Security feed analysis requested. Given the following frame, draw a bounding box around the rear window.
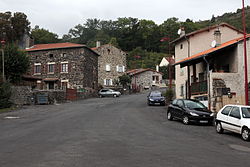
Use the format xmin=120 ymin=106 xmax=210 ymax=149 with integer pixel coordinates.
xmin=221 ymin=106 xmax=232 ymax=115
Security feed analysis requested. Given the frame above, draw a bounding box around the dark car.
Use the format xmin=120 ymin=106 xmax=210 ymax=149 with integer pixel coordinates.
xmin=167 ymin=99 xmax=214 ymax=125
xmin=147 ymin=91 xmax=165 ymax=106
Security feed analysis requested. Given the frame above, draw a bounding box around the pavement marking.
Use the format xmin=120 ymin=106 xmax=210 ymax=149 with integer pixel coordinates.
xmin=229 ymin=144 xmax=250 ymax=152
xmin=4 ymin=116 xmax=20 ymax=119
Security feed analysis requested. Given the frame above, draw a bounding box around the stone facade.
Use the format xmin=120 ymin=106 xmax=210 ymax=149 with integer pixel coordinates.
xmin=26 ymin=43 xmax=99 ymax=91
xmin=127 ymin=69 xmax=163 ymax=91
xmin=92 ymin=44 xmax=127 ymax=88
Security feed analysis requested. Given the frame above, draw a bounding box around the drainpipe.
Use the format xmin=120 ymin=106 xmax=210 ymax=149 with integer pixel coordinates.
xmin=203 ymin=56 xmax=211 ymax=110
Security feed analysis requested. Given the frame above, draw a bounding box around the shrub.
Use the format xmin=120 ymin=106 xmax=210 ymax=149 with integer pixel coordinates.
xmin=0 ymin=82 xmax=12 ymax=109
xmin=165 ymin=89 xmax=174 ymax=104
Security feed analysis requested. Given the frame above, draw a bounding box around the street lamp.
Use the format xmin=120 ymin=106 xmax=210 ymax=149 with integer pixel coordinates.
xmin=242 ymin=0 xmax=248 ymax=105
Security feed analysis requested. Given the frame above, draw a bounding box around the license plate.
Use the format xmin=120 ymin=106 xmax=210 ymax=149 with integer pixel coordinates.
xmin=200 ymin=120 xmax=208 ymax=123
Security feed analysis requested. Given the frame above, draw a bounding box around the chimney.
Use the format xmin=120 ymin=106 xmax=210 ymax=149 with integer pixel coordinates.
xmin=214 ymin=29 xmax=221 ymax=46
xmin=96 ymin=41 xmax=101 ymax=47
xmin=179 ymin=27 xmax=186 ymax=37
xmin=156 ymin=65 xmax=159 ymax=72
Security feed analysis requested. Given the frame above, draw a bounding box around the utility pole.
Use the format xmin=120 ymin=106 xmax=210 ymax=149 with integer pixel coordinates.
xmin=0 ymin=40 xmax=5 ymax=82
xmin=242 ymin=0 xmax=248 ymax=105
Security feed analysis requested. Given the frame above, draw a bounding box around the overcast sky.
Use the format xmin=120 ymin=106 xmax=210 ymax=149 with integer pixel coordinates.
xmin=0 ymin=0 xmax=248 ymax=37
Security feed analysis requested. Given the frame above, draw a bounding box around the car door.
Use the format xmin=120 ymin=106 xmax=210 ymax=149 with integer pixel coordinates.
xmin=168 ymin=99 xmax=178 ymax=117
xmin=227 ymin=107 xmax=241 ymax=133
xmin=175 ymin=100 xmax=185 ymax=119
xmin=217 ymin=106 xmax=232 ymax=130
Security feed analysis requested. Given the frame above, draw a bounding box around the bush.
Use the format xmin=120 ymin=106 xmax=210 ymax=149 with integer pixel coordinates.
xmin=0 ymin=82 xmax=12 ymax=109
xmin=165 ymin=89 xmax=174 ymax=104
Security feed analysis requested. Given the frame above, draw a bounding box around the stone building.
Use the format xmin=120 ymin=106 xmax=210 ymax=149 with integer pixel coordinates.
xmin=25 ymin=42 xmax=99 ymax=91
xmin=92 ymin=43 xmax=127 ymax=88
xmin=127 ymin=69 xmax=163 ymax=91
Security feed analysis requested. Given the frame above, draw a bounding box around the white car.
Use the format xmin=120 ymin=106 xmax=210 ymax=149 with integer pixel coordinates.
xmin=98 ymin=89 xmax=121 ymax=98
xmin=215 ymin=104 xmax=250 ymax=141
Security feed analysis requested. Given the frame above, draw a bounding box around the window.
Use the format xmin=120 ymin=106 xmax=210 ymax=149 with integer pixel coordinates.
xmin=199 ymin=73 xmax=205 ymax=82
xmin=180 ymin=84 xmax=184 ymax=96
xmin=180 ymin=68 xmax=184 ymax=76
xmin=221 ymin=106 xmax=232 ymax=115
xmin=229 ymin=107 xmax=241 ymax=119
xmin=106 ymin=64 xmax=111 ymax=72
xmin=61 ymin=80 xmax=68 ymax=90
xmin=172 ymin=99 xmax=178 ymax=105
xmin=48 ymin=82 xmax=54 ymax=90
xmin=180 ymin=44 xmax=183 ymax=49
xmin=34 ymin=63 xmax=41 ymax=74
xmin=48 ymin=63 xmax=55 ymax=73
xmin=104 ymin=79 xmax=112 ymax=86
xmin=61 ymin=63 xmax=68 ymax=73
xmin=117 ymin=65 xmax=125 ymax=72
xmin=242 ymin=107 xmax=250 ymax=118
xmin=177 ymin=100 xmax=184 ymax=107
xmin=49 ymin=54 xmax=54 ymax=58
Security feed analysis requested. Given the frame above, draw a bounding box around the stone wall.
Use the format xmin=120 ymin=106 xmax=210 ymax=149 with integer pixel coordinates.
xmin=27 ymin=46 xmax=98 ymax=90
xmin=10 ymin=86 xmax=33 ymax=106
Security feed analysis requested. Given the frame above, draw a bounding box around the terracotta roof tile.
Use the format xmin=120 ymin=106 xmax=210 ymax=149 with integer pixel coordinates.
xmin=26 ymin=42 xmax=85 ymax=52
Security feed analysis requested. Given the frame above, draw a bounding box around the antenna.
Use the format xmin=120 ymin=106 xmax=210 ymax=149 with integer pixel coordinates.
xmin=211 ymin=40 xmax=217 ymax=48
xmin=177 ymin=29 xmax=182 ymax=35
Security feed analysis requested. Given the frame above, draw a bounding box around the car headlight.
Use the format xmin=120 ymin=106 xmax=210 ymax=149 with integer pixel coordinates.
xmin=149 ymin=98 xmax=154 ymax=101
xmin=190 ymin=112 xmax=199 ymax=116
xmin=210 ymin=112 xmax=215 ymax=117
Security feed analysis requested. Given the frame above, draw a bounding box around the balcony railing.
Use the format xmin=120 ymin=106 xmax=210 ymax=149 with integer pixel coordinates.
xmin=191 ymin=80 xmax=208 ymax=95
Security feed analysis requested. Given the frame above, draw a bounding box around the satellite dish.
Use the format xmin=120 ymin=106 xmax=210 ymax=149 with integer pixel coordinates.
xmin=211 ymin=40 xmax=217 ymax=47
xmin=177 ymin=29 xmax=182 ymax=35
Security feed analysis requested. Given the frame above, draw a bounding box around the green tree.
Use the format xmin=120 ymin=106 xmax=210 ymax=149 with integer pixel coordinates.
xmin=31 ymin=25 xmax=59 ymax=44
xmin=118 ymin=74 xmax=131 ymax=88
xmin=0 ymin=43 xmax=30 ymax=83
xmin=0 ymin=12 xmax=30 ymax=43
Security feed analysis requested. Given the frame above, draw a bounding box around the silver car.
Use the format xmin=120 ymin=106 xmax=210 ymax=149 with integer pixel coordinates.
xmin=98 ymin=89 xmax=121 ymax=98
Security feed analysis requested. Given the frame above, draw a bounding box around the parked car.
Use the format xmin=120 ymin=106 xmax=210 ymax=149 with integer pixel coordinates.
xmin=167 ymin=99 xmax=214 ymax=125
xmin=98 ymin=89 xmax=121 ymax=98
xmin=215 ymin=104 xmax=250 ymax=141
xmin=147 ymin=91 xmax=165 ymax=106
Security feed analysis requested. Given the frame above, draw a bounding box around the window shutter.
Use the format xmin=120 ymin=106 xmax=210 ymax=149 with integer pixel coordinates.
xmin=45 ymin=64 xmax=48 ymax=73
xmin=68 ymin=62 xmax=71 ymax=72
xmin=32 ymin=64 xmax=34 ymax=75
xmin=59 ymin=63 xmax=61 ymax=72
xmin=104 ymin=79 xmax=106 ymax=85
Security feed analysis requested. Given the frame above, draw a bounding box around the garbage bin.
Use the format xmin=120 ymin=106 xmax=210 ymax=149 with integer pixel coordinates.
xmin=36 ymin=93 xmax=48 ymax=104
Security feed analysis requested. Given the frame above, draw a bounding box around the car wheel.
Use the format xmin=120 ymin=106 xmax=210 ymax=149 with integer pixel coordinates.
xmin=167 ymin=111 xmax=173 ymax=121
xmin=113 ymin=94 xmax=117 ymax=98
xmin=99 ymin=95 xmax=103 ymax=98
xmin=216 ymin=122 xmax=224 ymax=134
xmin=182 ymin=116 xmax=189 ymax=125
xmin=241 ymin=128 xmax=250 ymax=141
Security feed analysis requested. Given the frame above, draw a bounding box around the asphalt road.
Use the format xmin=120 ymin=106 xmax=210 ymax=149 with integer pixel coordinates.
xmin=1 ymin=92 xmax=250 ymax=167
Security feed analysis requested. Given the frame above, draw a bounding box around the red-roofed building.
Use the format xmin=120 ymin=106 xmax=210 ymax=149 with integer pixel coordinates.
xmin=174 ymin=34 xmax=250 ymax=111
xmin=172 ymin=23 xmax=244 ymax=110
xmin=25 ymin=42 xmax=99 ymax=91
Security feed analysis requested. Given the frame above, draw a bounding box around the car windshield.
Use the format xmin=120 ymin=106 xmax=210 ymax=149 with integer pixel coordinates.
xmin=183 ymin=100 xmax=206 ymax=109
xmin=150 ymin=92 xmax=162 ymax=97
xmin=241 ymin=107 xmax=250 ymax=118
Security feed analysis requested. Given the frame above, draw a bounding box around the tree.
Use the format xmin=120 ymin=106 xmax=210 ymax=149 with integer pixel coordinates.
xmin=0 ymin=82 xmax=12 ymax=109
xmin=31 ymin=25 xmax=59 ymax=44
xmin=118 ymin=74 xmax=131 ymax=88
xmin=0 ymin=12 xmax=30 ymax=43
xmin=0 ymin=43 xmax=30 ymax=83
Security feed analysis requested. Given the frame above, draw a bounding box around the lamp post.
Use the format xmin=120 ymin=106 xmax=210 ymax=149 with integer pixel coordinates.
xmin=242 ymin=0 xmax=248 ymax=105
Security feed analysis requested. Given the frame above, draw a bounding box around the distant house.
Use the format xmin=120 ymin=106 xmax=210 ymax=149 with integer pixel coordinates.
xmin=127 ymin=68 xmax=163 ymax=91
xmin=159 ymin=56 xmax=175 ymax=67
xmin=92 ymin=42 xmax=127 ymax=88
xmin=171 ymin=23 xmax=244 ymax=101
xmin=25 ymin=42 xmax=99 ymax=91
